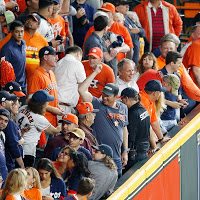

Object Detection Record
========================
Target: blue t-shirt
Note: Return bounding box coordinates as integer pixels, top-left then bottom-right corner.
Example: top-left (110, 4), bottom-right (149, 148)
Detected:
top-left (0, 138), bottom-right (7, 188)
top-left (159, 66), bottom-right (182, 120)
top-left (91, 97), bottom-right (128, 160)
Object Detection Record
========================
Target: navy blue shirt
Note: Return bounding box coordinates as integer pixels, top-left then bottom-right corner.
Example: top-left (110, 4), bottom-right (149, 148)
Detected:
top-left (1, 37), bottom-right (27, 90)
top-left (159, 66), bottom-right (182, 120)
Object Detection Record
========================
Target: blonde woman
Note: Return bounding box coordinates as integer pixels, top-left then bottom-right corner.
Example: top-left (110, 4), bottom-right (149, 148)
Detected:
top-left (24, 167), bottom-right (42, 200)
top-left (0, 169), bottom-right (27, 200)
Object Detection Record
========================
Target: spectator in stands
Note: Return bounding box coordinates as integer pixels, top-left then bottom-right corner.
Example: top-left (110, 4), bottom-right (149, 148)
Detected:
top-left (0, 91), bottom-right (24, 172)
top-left (79, 65), bottom-right (128, 177)
top-left (82, 47), bottom-right (115, 98)
top-left (113, 12), bottom-right (124, 24)
top-left (114, 58), bottom-right (139, 96)
top-left (53, 146), bottom-right (75, 176)
top-left (71, 0), bottom-right (95, 48)
top-left (115, 0), bottom-right (146, 65)
top-left (88, 144), bottom-right (118, 200)
top-left (135, 52), bottom-right (158, 81)
top-left (121, 87), bottom-right (151, 172)
top-left (0, 169), bottom-right (27, 200)
top-left (140, 80), bottom-right (170, 148)
top-left (1, 20), bottom-right (27, 105)
top-left (16, 90), bottom-right (62, 167)
top-left (28, 46), bottom-right (64, 129)
top-left (83, 14), bottom-right (108, 59)
top-left (0, 109), bottom-right (10, 187)
top-left (76, 102), bottom-right (99, 147)
top-left (54, 46), bottom-right (86, 114)
top-left (133, 0), bottom-right (182, 52)
top-left (16, 0), bottom-right (39, 24)
top-left (43, 113), bottom-right (78, 158)
top-left (37, 158), bottom-right (67, 200)
top-left (64, 177), bottom-right (95, 200)
top-left (24, 167), bottom-right (42, 200)
top-left (63, 152), bottom-right (91, 195)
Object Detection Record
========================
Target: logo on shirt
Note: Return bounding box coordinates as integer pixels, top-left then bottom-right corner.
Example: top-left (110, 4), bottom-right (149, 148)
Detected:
top-left (114, 120), bottom-right (119, 126)
top-left (90, 80), bottom-right (99, 88)
top-left (140, 111), bottom-right (149, 121)
top-left (107, 113), bottom-right (126, 122)
top-left (50, 192), bottom-right (61, 199)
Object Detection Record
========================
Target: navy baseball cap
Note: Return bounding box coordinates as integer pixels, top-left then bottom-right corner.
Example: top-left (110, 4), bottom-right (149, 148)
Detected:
top-left (92, 144), bottom-right (113, 158)
top-left (121, 87), bottom-right (138, 98)
top-left (145, 80), bottom-right (167, 92)
top-left (32, 90), bottom-right (55, 103)
top-left (53, 0), bottom-right (60, 4)
top-left (39, 46), bottom-right (56, 58)
top-left (4, 81), bottom-right (25, 97)
top-left (101, 83), bottom-right (119, 96)
top-left (0, 109), bottom-right (10, 119)
top-left (27, 13), bottom-right (41, 25)
top-left (0, 91), bottom-right (17, 103)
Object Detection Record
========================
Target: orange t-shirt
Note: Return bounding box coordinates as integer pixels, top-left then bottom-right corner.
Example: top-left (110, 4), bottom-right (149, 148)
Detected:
top-left (140, 90), bottom-right (157, 123)
top-left (24, 188), bottom-right (42, 200)
top-left (83, 21), bottom-right (133, 61)
top-left (82, 61), bottom-right (115, 98)
top-left (158, 55), bottom-right (200, 101)
top-left (27, 67), bottom-right (58, 127)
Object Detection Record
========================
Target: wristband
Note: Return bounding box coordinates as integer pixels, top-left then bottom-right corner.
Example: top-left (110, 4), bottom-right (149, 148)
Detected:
top-left (158, 137), bottom-right (164, 142)
top-left (123, 149), bottom-right (129, 152)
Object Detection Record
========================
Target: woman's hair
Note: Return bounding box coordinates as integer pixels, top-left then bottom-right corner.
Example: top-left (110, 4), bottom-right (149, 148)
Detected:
top-left (154, 92), bottom-right (167, 117)
top-left (37, 158), bottom-right (61, 179)
top-left (1, 169), bottom-right (27, 200)
top-left (58, 145), bottom-right (75, 160)
top-left (102, 156), bottom-right (117, 171)
top-left (137, 52), bottom-right (158, 76)
top-left (69, 152), bottom-right (90, 177)
top-left (25, 167), bottom-right (41, 189)
top-left (27, 98), bottom-right (47, 115)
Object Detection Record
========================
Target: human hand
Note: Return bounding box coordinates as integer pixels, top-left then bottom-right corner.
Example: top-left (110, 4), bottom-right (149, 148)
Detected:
top-left (76, 8), bottom-right (85, 18)
top-left (53, 107), bottom-right (65, 115)
top-left (94, 64), bottom-right (102, 74)
top-left (110, 48), bottom-right (119, 57)
top-left (178, 99), bottom-right (188, 109)
top-left (170, 101), bottom-right (183, 109)
top-left (6, 1), bottom-right (19, 11)
top-left (159, 136), bottom-right (171, 144)
top-left (51, 39), bottom-right (61, 48)
top-left (130, 25), bottom-right (140, 34)
top-left (121, 151), bottom-right (128, 168)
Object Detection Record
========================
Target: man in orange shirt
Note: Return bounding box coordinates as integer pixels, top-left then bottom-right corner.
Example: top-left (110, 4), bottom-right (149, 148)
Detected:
top-left (27, 46), bottom-right (64, 128)
top-left (83, 2), bottom-right (133, 61)
top-left (82, 47), bottom-right (115, 98)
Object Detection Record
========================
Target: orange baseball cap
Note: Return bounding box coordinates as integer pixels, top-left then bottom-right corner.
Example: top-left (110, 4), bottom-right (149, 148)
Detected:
top-left (76, 102), bottom-right (99, 115)
top-left (99, 2), bottom-right (115, 13)
top-left (59, 113), bottom-right (78, 125)
top-left (88, 47), bottom-right (103, 59)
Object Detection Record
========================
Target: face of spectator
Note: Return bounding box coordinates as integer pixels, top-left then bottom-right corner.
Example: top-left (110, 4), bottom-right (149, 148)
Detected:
top-left (192, 27), bottom-right (200, 41)
top-left (89, 55), bottom-right (102, 70)
top-left (102, 93), bottom-right (117, 107)
top-left (27, 0), bottom-right (39, 12)
top-left (171, 58), bottom-right (182, 72)
top-left (38, 169), bottom-right (51, 181)
top-left (2, 100), bottom-right (13, 112)
top-left (11, 26), bottom-right (24, 44)
top-left (154, 91), bottom-right (161, 101)
top-left (116, 4), bottom-right (129, 15)
top-left (45, 54), bottom-right (58, 68)
top-left (68, 133), bottom-right (83, 149)
top-left (142, 55), bottom-right (154, 71)
top-left (92, 149), bottom-right (105, 161)
top-left (58, 148), bottom-right (70, 164)
top-left (0, 115), bottom-right (9, 130)
top-left (62, 121), bottom-right (78, 136)
top-left (86, 112), bottom-right (96, 127)
top-left (11, 100), bottom-right (21, 115)
top-left (0, 16), bottom-right (7, 28)
top-left (162, 81), bottom-right (172, 93)
top-left (119, 62), bottom-right (135, 82)
top-left (113, 15), bottom-right (124, 25)
top-left (66, 158), bottom-right (75, 171)
top-left (26, 168), bottom-right (35, 188)
top-left (52, 2), bottom-right (60, 15)
top-left (24, 17), bottom-right (39, 30)
top-left (160, 41), bottom-right (176, 59)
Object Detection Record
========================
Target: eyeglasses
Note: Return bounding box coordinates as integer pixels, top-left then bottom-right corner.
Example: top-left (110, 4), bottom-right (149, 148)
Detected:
top-left (68, 134), bottom-right (80, 140)
top-left (61, 152), bottom-right (70, 156)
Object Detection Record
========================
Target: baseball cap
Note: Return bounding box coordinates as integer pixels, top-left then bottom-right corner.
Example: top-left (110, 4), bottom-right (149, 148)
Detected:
top-left (194, 12), bottom-right (200, 24)
top-left (144, 80), bottom-right (167, 93)
top-left (101, 83), bottom-right (119, 96)
top-left (53, 0), bottom-right (60, 4)
top-left (92, 144), bottom-right (113, 158)
top-left (93, 11), bottom-right (109, 21)
top-left (0, 109), bottom-right (10, 119)
top-left (4, 81), bottom-right (25, 97)
top-left (27, 13), bottom-right (41, 25)
top-left (164, 74), bottom-right (180, 96)
top-left (69, 128), bottom-right (85, 140)
top-left (39, 46), bottom-right (56, 58)
top-left (0, 91), bottom-right (17, 103)
top-left (32, 90), bottom-right (55, 103)
top-left (59, 113), bottom-right (78, 125)
top-left (98, 2), bottom-right (115, 13)
top-left (4, 10), bottom-right (15, 24)
top-left (114, 0), bottom-right (132, 6)
top-left (121, 87), bottom-right (138, 98)
top-left (88, 47), bottom-right (103, 59)
top-left (76, 102), bottom-right (99, 115)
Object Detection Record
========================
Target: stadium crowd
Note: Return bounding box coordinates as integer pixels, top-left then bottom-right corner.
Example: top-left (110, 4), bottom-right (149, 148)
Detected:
top-left (0, 0), bottom-right (200, 199)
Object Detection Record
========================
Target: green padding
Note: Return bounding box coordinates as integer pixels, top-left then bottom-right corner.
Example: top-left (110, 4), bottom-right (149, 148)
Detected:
top-left (180, 131), bottom-right (199, 200)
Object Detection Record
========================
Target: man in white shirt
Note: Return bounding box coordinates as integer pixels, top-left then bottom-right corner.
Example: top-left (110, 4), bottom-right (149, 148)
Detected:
top-left (114, 58), bottom-right (139, 96)
top-left (54, 45), bottom-right (86, 114)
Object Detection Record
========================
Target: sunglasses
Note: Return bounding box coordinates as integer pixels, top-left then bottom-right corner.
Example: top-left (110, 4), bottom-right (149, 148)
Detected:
top-left (61, 151), bottom-right (70, 156)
